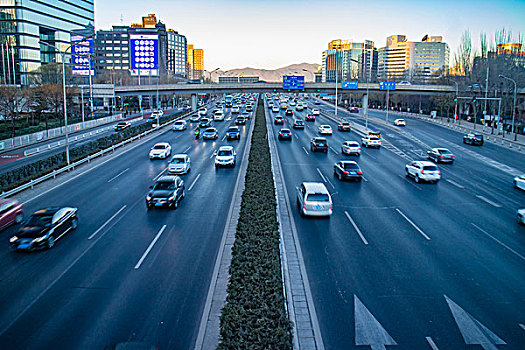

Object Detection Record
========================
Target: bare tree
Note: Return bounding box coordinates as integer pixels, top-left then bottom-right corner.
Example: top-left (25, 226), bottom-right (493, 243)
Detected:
top-left (455, 30), bottom-right (473, 77)
top-left (480, 32), bottom-right (488, 58)
top-left (0, 86), bottom-right (33, 138)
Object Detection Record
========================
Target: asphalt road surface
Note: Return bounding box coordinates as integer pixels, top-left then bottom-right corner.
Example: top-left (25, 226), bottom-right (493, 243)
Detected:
top-left (267, 95), bottom-right (525, 349)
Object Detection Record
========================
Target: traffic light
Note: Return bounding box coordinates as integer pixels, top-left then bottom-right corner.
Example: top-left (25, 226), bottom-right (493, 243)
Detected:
top-left (273, 89), bottom-right (277, 92)
top-left (453, 97), bottom-right (458, 102)
top-left (472, 97), bottom-right (477, 103)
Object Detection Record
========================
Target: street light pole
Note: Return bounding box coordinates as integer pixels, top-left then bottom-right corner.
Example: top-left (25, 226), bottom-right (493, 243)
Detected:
top-left (451, 80), bottom-right (458, 125)
top-left (499, 75), bottom-right (517, 141)
top-left (335, 51), bottom-right (338, 116)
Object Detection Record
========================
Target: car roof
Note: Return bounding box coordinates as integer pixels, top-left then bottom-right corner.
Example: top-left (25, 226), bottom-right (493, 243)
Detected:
top-left (33, 207), bottom-right (61, 215)
top-left (280, 128), bottom-right (291, 132)
top-left (413, 160), bottom-right (437, 166)
top-left (320, 125), bottom-right (331, 127)
top-left (313, 137), bottom-right (327, 141)
top-left (345, 141), bottom-right (359, 145)
top-left (157, 175), bottom-right (179, 182)
top-left (340, 160), bottom-right (359, 165)
top-left (154, 142), bottom-right (170, 147)
top-left (205, 127), bottom-right (216, 131)
top-left (171, 154), bottom-right (188, 159)
top-left (302, 182), bottom-right (330, 194)
top-left (228, 126), bottom-right (239, 130)
top-left (218, 146), bottom-right (234, 151)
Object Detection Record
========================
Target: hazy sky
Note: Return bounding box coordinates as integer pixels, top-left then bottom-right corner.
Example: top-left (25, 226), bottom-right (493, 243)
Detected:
top-left (95, 0), bottom-right (525, 71)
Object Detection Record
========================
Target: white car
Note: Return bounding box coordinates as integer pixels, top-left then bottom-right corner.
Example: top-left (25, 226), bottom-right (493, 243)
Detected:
top-left (154, 109), bottom-right (164, 116)
top-left (318, 125), bottom-right (333, 135)
top-left (296, 182), bottom-right (332, 217)
top-left (231, 106), bottom-right (240, 114)
top-left (518, 209), bottom-right (525, 225)
top-left (361, 135), bottom-right (381, 148)
top-left (394, 119), bottom-right (406, 126)
top-left (168, 154), bottom-right (191, 174)
top-left (405, 160), bottom-right (441, 183)
top-left (149, 142), bottom-right (172, 160)
top-left (214, 111), bottom-right (225, 121)
top-left (341, 141), bottom-right (361, 156)
top-left (190, 115), bottom-right (200, 122)
top-left (198, 108), bottom-right (207, 117)
top-left (215, 146), bottom-right (236, 168)
top-left (272, 106), bottom-right (280, 113)
top-left (172, 120), bottom-right (187, 131)
top-left (312, 108), bottom-right (320, 116)
top-left (514, 175), bottom-right (525, 191)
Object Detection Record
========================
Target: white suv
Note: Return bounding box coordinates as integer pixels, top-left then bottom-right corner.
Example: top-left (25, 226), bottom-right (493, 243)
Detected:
top-left (296, 182), bottom-right (332, 217)
top-left (214, 110), bottom-right (225, 121)
top-left (215, 146), bottom-right (236, 168)
top-left (342, 141), bottom-right (361, 156)
top-left (405, 160), bottom-right (441, 183)
top-left (312, 108), bottom-right (320, 116)
top-left (361, 135), bottom-right (381, 148)
top-left (318, 125), bottom-right (333, 135)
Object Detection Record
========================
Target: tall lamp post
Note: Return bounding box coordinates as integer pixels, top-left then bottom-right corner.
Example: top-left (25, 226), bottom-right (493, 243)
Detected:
top-left (204, 67), bottom-right (220, 83)
top-left (499, 75), bottom-right (517, 141)
top-left (450, 80), bottom-right (459, 124)
top-left (335, 51), bottom-right (339, 116)
top-left (40, 34), bottom-right (94, 166)
top-left (349, 54), bottom-right (371, 130)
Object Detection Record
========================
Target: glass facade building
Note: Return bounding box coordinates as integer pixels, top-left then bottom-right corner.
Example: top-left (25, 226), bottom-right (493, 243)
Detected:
top-left (0, 0), bottom-right (94, 85)
top-left (167, 29), bottom-right (187, 78)
top-left (322, 40), bottom-right (378, 83)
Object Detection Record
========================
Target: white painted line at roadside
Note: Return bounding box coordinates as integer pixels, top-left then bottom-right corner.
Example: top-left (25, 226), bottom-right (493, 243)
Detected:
top-left (183, 146), bottom-right (191, 153)
top-left (426, 336), bottom-right (440, 350)
top-left (396, 208), bottom-right (431, 240)
top-left (446, 179), bottom-right (465, 189)
top-left (471, 223), bottom-right (525, 261)
top-left (345, 211), bottom-right (369, 245)
top-left (135, 225), bottom-right (167, 269)
top-left (302, 146), bottom-right (309, 155)
top-left (107, 168), bottom-right (129, 183)
top-left (316, 168), bottom-right (327, 182)
top-left (88, 205), bottom-right (127, 240)
top-left (519, 323), bottom-right (525, 332)
top-left (475, 195), bottom-right (502, 208)
top-left (188, 173), bottom-right (201, 192)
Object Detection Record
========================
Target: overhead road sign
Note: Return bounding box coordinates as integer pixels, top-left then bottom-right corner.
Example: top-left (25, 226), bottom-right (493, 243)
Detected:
top-left (380, 82), bottom-right (396, 91)
top-left (283, 75), bottom-right (305, 90)
top-left (342, 81), bottom-right (358, 90)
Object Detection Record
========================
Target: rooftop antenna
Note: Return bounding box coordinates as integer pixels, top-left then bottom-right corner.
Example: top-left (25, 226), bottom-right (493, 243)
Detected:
top-left (120, 14), bottom-right (124, 25)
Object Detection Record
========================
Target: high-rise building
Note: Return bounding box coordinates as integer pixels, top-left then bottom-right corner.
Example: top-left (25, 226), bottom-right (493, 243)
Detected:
top-left (0, 0), bottom-right (94, 85)
top-left (187, 44), bottom-right (204, 80)
top-left (167, 30), bottom-right (187, 78)
top-left (322, 40), bottom-right (378, 83)
top-left (94, 26), bottom-right (130, 73)
top-left (378, 35), bottom-right (449, 82)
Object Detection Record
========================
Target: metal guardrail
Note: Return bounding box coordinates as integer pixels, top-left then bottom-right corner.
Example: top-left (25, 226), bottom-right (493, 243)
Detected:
top-left (1, 109), bottom-right (196, 199)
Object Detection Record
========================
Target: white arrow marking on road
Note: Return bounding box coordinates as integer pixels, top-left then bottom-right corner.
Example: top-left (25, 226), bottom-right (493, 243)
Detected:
top-left (444, 295), bottom-right (506, 350)
top-left (354, 295), bottom-right (397, 350)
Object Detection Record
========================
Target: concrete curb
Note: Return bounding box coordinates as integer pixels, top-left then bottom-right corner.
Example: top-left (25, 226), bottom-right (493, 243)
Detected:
top-left (265, 98), bottom-right (325, 350)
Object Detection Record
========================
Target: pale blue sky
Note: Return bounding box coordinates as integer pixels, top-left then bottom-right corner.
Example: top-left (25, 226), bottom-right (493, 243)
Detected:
top-left (95, 0), bottom-right (525, 71)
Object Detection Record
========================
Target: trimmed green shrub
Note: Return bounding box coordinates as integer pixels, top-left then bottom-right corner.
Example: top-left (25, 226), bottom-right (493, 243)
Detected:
top-left (219, 98), bottom-right (292, 349)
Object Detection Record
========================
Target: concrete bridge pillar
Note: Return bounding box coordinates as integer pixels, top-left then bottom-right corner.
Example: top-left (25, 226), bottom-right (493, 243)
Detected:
top-left (191, 94), bottom-right (197, 112)
top-left (362, 94), bottom-right (369, 115)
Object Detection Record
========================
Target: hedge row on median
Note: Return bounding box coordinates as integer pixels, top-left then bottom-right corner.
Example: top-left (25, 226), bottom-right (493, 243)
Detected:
top-left (0, 112), bottom-right (184, 192)
top-left (219, 98), bottom-right (292, 349)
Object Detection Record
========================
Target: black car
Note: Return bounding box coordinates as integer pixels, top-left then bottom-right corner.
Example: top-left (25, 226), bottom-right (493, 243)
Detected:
top-left (235, 116), bottom-right (246, 125)
top-left (241, 111), bottom-right (251, 120)
top-left (348, 107), bottom-right (359, 113)
top-left (305, 114), bottom-right (316, 122)
top-left (227, 126), bottom-right (241, 140)
top-left (202, 127), bottom-right (218, 140)
top-left (310, 137), bottom-right (328, 153)
top-left (334, 161), bottom-right (363, 181)
top-left (199, 118), bottom-right (211, 128)
top-left (274, 116), bottom-right (284, 125)
top-left (338, 122), bottom-right (351, 132)
top-left (285, 109), bottom-right (293, 116)
top-left (114, 122), bottom-right (131, 131)
top-left (146, 176), bottom-right (185, 210)
top-left (278, 128), bottom-right (292, 141)
top-left (293, 119), bottom-right (305, 129)
top-left (10, 207), bottom-right (78, 251)
top-left (463, 133), bottom-right (484, 145)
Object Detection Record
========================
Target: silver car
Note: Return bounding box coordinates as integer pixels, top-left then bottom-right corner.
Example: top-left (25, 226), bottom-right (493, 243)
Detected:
top-left (168, 154), bottom-right (191, 174)
top-left (296, 182), bottom-right (332, 217)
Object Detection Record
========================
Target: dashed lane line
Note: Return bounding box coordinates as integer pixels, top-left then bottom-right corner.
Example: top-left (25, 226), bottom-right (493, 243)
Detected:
top-left (188, 173), bottom-right (201, 192)
top-left (134, 225), bottom-right (167, 269)
top-left (475, 195), bottom-right (502, 208)
top-left (395, 208), bottom-right (431, 240)
top-left (88, 205), bottom-right (127, 240)
top-left (445, 179), bottom-right (465, 189)
top-left (344, 211), bottom-right (369, 245)
top-left (107, 168), bottom-right (129, 183)
top-left (471, 223), bottom-right (525, 261)
top-left (425, 336), bottom-right (440, 350)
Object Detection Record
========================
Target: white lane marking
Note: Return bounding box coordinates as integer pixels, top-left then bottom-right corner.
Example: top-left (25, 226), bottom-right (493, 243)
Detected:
top-left (221, 135), bottom-right (226, 141)
top-left (107, 168), bottom-right (129, 183)
top-left (183, 146), bottom-right (191, 153)
top-left (330, 146), bottom-right (338, 154)
top-left (135, 225), bottom-right (167, 269)
top-left (354, 295), bottom-right (397, 348)
top-left (316, 168), bottom-right (327, 182)
top-left (326, 177), bottom-right (335, 189)
top-left (88, 205), bottom-right (127, 240)
top-left (362, 176), bottom-right (368, 182)
top-left (519, 324), bottom-right (525, 331)
top-left (445, 179), bottom-right (465, 189)
top-left (395, 208), bottom-right (431, 240)
top-left (471, 223), bottom-right (525, 261)
top-left (188, 173), bottom-right (201, 192)
top-left (426, 336), bottom-right (440, 350)
top-left (475, 195), bottom-right (502, 208)
top-left (302, 146), bottom-right (309, 155)
top-left (345, 211), bottom-right (369, 245)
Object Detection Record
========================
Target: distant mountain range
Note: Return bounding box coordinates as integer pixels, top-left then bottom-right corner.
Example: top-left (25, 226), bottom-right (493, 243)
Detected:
top-left (210, 63), bottom-right (320, 83)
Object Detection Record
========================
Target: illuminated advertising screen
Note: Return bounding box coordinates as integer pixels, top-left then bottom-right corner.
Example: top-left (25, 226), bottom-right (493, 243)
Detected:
top-left (71, 35), bottom-right (93, 76)
top-left (130, 34), bottom-right (159, 76)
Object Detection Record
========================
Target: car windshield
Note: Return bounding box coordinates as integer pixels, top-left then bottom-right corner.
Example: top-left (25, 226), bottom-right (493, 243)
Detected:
top-left (218, 150), bottom-right (233, 156)
top-left (175, 121), bottom-right (184, 125)
top-left (25, 213), bottom-right (53, 227)
top-left (228, 128), bottom-right (238, 132)
top-left (438, 149), bottom-right (451, 154)
top-left (205, 128), bottom-right (215, 133)
top-left (423, 165), bottom-right (439, 171)
top-left (475, 135), bottom-right (483, 140)
top-left (153, 145), bottom-right (167, 150)
top-left (342, 163), bottom-right (359, 170)
top-left (370, 137), bottom-right (380, 141)
top-left (170, 158), bottom-right (185, 164)
top-left (153, 181), bottom-right (175, 191)
top-left (307, 194), bottom-right (330, 202)
top-left (347, 142), bottom-right (358, 146)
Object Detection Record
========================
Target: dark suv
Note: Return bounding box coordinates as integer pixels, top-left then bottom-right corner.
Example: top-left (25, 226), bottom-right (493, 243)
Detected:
top-left (463, 133), bottom-right (484, 145)
top-left (310, 137), bottom-right (328, 153)
top-left (146, 176), bottom-right (185, 210)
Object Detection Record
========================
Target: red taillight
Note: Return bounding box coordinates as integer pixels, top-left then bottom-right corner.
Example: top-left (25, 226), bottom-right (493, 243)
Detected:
top-left (357, 171), bottom-right (363, 175)
top-left (437, 170), bottom-right (441, 174)
top-left (451, 155), bottom-right (455, 158)
top-left (342, 170), bottom-right (350, 175)
top-left (421, 170), bottom-right (425, 174)
top-left (439, 155), bottom-right (443, 158)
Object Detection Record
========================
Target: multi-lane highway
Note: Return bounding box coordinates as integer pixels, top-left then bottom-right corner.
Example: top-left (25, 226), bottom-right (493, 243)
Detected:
top-left (0, 99), bottom-right (254, 349)
top-left (266, 95), bottom-right (525, 349)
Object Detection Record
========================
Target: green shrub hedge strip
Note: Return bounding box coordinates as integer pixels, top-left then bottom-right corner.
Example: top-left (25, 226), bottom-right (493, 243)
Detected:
top-left (0, 112), bottom-right (184, 193)
top-left (218, 98), bottom-right (292, 349)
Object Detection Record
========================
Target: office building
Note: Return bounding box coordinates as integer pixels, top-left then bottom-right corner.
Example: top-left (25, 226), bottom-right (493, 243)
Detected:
top-left (187, 44), bottom-right (204, 80)
top-left (167, 30), bottom-right (187, 78)
top-left (94, 26), bottom-right (130, 72)
top-left (378, 35), bottom-right (449, 82)
top-left (0, 0), bottom-right (94, 85)
top-left (322, 40), bottom-right (378, 83)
